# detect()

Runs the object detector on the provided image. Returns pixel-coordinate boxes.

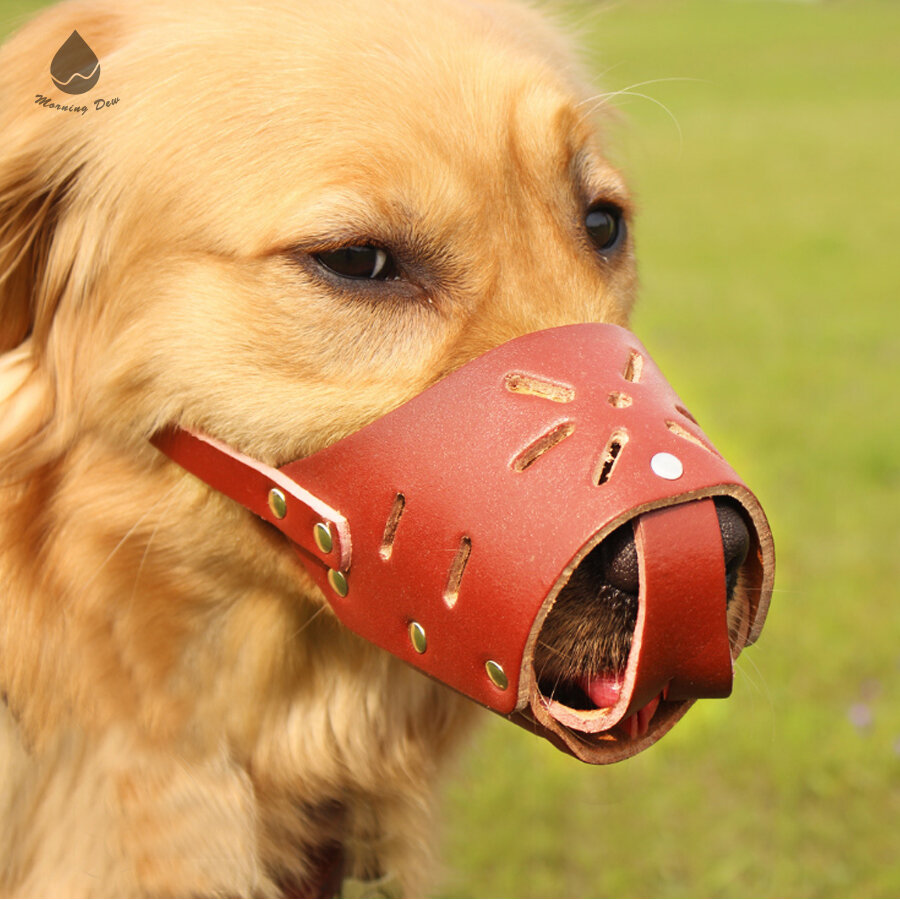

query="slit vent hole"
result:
[504,373,575,403]
[675,404,698,424]
[623,351,643,383]
[443,536,472,609]
[665,420,717,455]
[594,429,628,485]
[512,422,575,472]
[379,493,406,561]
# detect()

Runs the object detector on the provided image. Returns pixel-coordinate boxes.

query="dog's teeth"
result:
[635,695,660,736]
[621,712,640,741]
[619,694,662,740]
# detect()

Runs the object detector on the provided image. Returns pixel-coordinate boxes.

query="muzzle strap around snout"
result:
[151,323,775,766]
[633,500,733,705]
[151,428,351,573]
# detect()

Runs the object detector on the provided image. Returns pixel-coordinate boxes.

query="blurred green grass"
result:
[2,0,897,896]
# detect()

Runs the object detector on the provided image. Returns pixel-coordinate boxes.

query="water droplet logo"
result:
[50,31,100,95]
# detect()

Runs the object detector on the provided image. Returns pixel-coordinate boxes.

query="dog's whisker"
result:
[535,639,571,660]
[575,76,705,111]
[733,654,777,743]
[82,482,180,594]
[583,89,684,145]
[734,651,771,700]
[287,603,327,642]
[126,486,180,611]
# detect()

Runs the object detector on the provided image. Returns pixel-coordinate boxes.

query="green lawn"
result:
[2,0,897,897]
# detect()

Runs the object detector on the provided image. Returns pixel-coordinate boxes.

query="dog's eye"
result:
[314,245,399,281]
[585,205,625,252]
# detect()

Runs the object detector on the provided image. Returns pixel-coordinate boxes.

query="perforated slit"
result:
[623,351,643,383]
[379,493,406,561]
[512,422,575,472]
[675,404,697,424]
[504,373,575,404]
[594,429,628,485]
[443,536,472,609]
[665,420,717,454]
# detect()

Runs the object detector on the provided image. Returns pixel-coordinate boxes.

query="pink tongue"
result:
[580,674,663,739]
[582,673,623,708]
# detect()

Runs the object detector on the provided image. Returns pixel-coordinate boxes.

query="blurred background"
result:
[2,0,896,896]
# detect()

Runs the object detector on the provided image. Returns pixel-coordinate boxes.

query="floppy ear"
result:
[0,4,130,470]
[0,158,74,354]
[0,2,96,355]
[0,13,85,462]
[0,154,64,463]
[0,130,75,463]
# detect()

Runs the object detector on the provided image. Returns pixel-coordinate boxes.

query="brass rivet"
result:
[409,622,427,654]
[268,488,287,519]
[313,522,333,554]
[327,569,349,597]
[485,660,509,690]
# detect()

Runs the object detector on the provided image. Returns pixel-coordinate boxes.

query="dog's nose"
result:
[601,498,750,599]
[713,499,751,596]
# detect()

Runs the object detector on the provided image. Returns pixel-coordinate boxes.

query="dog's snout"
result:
[535,497,754,720]
[714,499,751,596]
[599,522,639,595]
[599,498,750,600]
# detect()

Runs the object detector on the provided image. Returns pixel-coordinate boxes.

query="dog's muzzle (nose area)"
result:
[152,324,775,764]
[533,497,750,740]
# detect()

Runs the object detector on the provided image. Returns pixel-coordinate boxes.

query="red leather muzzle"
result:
[152,324,774,764]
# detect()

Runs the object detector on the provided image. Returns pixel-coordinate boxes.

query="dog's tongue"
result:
[582,673,623,708]
[580,674,662,739]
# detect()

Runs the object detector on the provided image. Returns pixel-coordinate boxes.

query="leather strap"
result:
[151,428,350,573]
[530,498,730,736]
[634,500,732,703]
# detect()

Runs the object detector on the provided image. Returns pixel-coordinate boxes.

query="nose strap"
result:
[533,497,732,737]
[630,498,733,709]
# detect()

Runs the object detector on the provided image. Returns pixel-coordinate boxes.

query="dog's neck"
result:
[0,435,474,894]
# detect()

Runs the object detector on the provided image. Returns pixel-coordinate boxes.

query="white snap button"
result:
[650,452,684,480]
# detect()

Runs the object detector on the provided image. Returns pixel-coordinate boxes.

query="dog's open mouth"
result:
[542,673,668,741]
[533,498,751,742]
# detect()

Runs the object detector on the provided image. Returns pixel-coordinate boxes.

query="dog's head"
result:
[1,0,635,449]
[0,0,771,762]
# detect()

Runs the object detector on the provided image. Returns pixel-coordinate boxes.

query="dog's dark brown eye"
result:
[585,206,624,252]
[314,245,399,281]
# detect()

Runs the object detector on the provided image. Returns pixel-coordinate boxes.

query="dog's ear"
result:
[0,124,74,464]
[0,159,74,354]
[0,153,64,462]
[0,4,108,354]
[0,7,115,463]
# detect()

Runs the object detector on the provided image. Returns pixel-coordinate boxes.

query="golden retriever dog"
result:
[0,0,768,896]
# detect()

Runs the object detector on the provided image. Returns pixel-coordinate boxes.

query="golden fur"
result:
[0,0,636,894]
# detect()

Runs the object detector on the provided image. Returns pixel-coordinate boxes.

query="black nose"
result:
[602,498,750,599]
[713,499,751,596]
